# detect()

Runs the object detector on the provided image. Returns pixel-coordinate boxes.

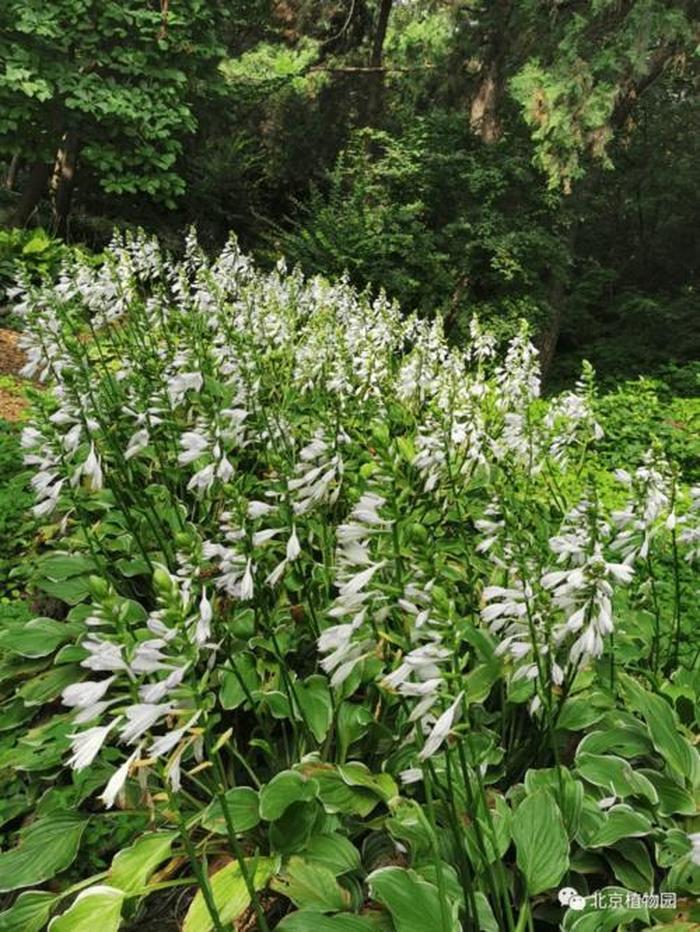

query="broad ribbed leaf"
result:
[277,913,380,931]
[201,787,260,835]
[260,771,317,821]
[183,856,277,932]
[0,813,87,892]
[48,885,123,932]
[0,618,79,658]
[619,674,700,784]
[0,890,57,932]
[367,866,459,932]
[587,804,652,848]
[512,789,569,894]
[109,831,177,894]
[271,857,350,913]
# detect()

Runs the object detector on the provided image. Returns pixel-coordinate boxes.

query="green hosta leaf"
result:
[219,654,259,710]
[297,763,381,817]
[183,857,278,932]
[587,804,653,848]
[556,692,612,731]
[36,555,96,580]
[0,813,87,892]
[367,866,459,932]
[0,890,57,932]
[336,702,373,761]
[512,789,569,894]
[108,831,177,894]
[473,892,498,932]
[277,913,381,931]
[655,828,691,868]
[605,839,653,892]
[201,787,260,835]
[0,618,80,658]
[638,769,696,816]
[605,838,654,893]
[667,853,700,895]
[575,752,658,804]
[561,886,650,931]
[48,886,124,932]
[463,793,512,868]
[271,857,351,912]
[0,699,36,732]
[576,725,653,759]
[337,763,398,802]
[260,771,319,821]
[296,675,333,742]
[619,674,700,784]
[524,767,583,838]
[385,799,434,858]
[269,800,320,854]
[18,664,83,706]
[36,577,91,606]
[302,834,362,876]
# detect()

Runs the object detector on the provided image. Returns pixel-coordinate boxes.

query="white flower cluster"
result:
[12,230,696,794]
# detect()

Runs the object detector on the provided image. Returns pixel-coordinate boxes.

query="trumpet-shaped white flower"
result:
[62,677,115,709]
[120,702,174,744]
[100,747,141,809]
[419,693,464,761]
[68,722,115,770]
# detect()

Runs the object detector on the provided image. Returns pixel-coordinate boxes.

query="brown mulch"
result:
[0,328,26,377]
[0,328,29,421]
[0,386,27,422]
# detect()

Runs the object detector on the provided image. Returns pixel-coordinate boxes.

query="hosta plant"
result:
[0,232,698,931]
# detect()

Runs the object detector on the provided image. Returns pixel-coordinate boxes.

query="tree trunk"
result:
[51,131,79,240]
[469,0,512,143]
[363,0,393,125]
[4,154,20,191]
[10,161,51,228]
[537,224,577,379]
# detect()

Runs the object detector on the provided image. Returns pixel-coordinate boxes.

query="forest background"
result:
[0,0,698,391]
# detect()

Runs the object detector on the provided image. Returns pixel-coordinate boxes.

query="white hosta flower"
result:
[187,463,216,494]
[399,768,423,785]
[248,500,275,519]
[139,666,187,703]
[124,428,149,460]
[33,479,64,517]
[120,702,174,744]
[253,528,284,547]
[286,527,301,561]
[80,444,104,491]
[419,692,464,761]
[62,677,115,709]
[179,430,210,465]
[338,562,385,598]
[689,833,700,866]
[100,747,141,809]
[216,455,234,482]
[81,637,129,673]
[74,699,116,724]
[131,639,171,674]
[68,722,114,770]
[194,589,212,645]
[265,559,287,588]
[239,559,254,600]
[167,371,203,406]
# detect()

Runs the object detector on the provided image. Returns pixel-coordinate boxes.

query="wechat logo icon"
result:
[558,887,586,911]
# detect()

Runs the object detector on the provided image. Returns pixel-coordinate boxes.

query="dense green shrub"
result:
[0,229,68,305]
[276,120,565,341]
[0,420,33,600]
